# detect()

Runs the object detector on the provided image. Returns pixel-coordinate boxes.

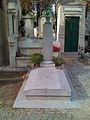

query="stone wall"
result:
[0,0,9,66]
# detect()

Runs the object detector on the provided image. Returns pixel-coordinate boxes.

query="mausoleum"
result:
[56,0,86,52]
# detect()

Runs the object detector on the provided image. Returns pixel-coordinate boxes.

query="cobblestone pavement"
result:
[0,59,90,120]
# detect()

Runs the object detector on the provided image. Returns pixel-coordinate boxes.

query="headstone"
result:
[38,16,46,38]
[22,14,34,37]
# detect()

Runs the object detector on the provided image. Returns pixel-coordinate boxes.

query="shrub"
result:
[52,56,65,66]
[30,53,43,66]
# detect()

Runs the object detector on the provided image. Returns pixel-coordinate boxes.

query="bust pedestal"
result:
[41,23,55,67]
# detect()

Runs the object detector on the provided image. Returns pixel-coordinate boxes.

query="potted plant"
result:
[30,53,43,68]
[52,56,65,69]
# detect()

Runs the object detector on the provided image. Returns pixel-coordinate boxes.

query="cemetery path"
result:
[0,59,90,120]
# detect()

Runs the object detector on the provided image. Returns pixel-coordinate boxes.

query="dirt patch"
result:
[0,72,28,108]
[0,71,27,79]
[0,80,23,108]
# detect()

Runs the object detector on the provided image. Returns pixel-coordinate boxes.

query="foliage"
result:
[86,1,90,10]
[30,53,65,67]
[20,0,32,15]
[52,56,65,66]
[30,53,43,65]
[20,0,55,15]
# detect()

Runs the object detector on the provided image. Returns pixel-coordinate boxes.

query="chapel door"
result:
[64,17,79,52]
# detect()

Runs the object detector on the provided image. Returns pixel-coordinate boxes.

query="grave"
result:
[23,68,71,101]
[16,37,43,67]
[13,2,71,108]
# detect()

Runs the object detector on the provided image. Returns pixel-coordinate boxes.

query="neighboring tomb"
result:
[56,0,86,52]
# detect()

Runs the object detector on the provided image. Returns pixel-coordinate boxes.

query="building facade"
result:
[56,0,86,52]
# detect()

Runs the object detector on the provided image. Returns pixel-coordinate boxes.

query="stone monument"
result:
[23,1,71,101]
[13,1,71,108]
[41,3,55,67]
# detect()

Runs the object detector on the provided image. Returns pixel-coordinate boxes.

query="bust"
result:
[44,3,53,23]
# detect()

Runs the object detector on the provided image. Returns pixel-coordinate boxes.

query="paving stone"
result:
[27,112,42,120]
[40,114,50,120]
[0,58,90,119]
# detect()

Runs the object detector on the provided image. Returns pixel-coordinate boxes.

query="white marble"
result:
[13,79,80,108]
[19,38,43,48]
[18,38,43,56]
[23,68,71,98]
[41,23,54,67]
[22,14,34,37]
[38,16,46,38]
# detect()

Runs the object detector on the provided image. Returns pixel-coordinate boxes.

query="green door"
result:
[64,17,79,52]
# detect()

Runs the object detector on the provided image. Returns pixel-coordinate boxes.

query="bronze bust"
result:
[44,3,53,23]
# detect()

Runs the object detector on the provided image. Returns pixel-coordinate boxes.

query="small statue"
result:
[18,19,26,37]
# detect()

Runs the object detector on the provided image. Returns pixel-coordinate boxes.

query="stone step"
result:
[61,52,78,58]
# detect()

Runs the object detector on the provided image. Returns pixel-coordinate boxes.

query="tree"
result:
[20,0,55,15]
[20,0,32,15]
[20,0,56,26]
